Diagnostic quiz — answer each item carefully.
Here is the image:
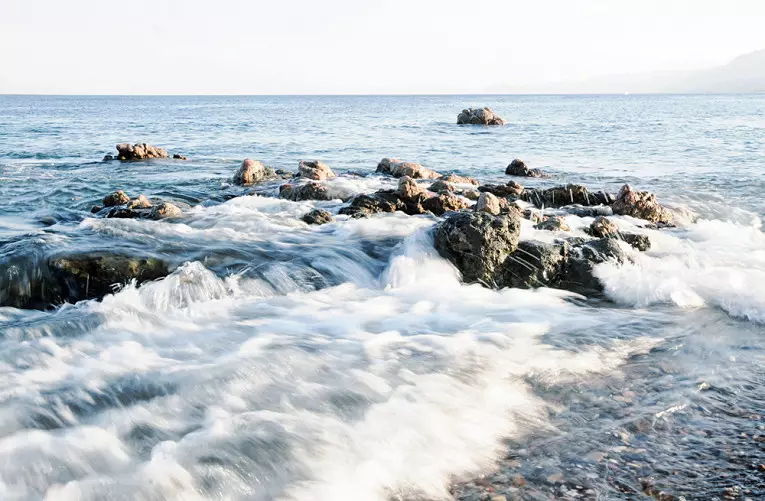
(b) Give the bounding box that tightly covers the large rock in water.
[478,180,524,198]
[376,158,440,179]
[522,184,613,208]
[505,159,546,178]
[457,107,506,125]
[422,193,468,216]
[115,143,169,160]
[433,211,521,286]
[302,209,334,225]
[234,159,269,186]
[279,182,333,201]
[298,160,335,181]
[611,184,674,224]
[339,192,406,218]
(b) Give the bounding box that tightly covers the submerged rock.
[505,159,546,177]
[433,211,521,286]
[478,180,525,198]
[172,153,187,160]
[102,154,114,162]
[115,143,169,160]
[560,238,627,294]
[422,193,468,216]
[621,233,651,251]
[475,192,501,215]
[376,158,440,179]
[522,184,613,208]
[127,195,152,210]
[234,159,269,186]
[302,209,334,225]
[149,202,183,220]
[534,216,571,232]
[103,190,130,207]
[279,182,333,202]
[457,107,506,125]
[298,160,335,181]
[612,184,674,224]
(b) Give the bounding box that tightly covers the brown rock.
[612,184,674,224]
[149,202,182,220]
[475,192,501,215]
[115,143,169,160]
[457,107,506,125]
[103,190,130,207]
[439,174,479,186]
[396,176,423,200]
[298,160,335,181]
[234,159,268,186]
[589,216,619,237]
[534,216,571,232]
[428,180,456,194]
[279,182,333,201]
[127,195,152,210]
[422,193,468,216]
[505,158,546,177]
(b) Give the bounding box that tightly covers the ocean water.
[0,94,763,501]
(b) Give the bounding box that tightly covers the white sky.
[1,0,764,94]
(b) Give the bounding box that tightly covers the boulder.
[102,154,114,162]
[433,211,521,286]
[127,195,152,210]
[105,208,145,219]
[478,180,524,198]
[103,190,130,207]
[115,143,169,160]
[234,159,268,186]
[505,159,546,178]
[339,192,406,218]
[376,158,440,179]
[534,216,571,232]
[588,216,619,238]
[461,190,481,201]
[564,204,613,217]
[396,176,423,200]
[298,160,335,181]
[422,193,468,216]
[439,174,479,186]
[279,182,333,202]
[457,107,506,125]
[621,233,651,252]
[149,202,183,220]
[302,209,334,225]
[559,238,627,295]
[522,184,613,209]
[173,154,187,160]
[503,240,569,289]
[428,180,456,194]
[611,184,673,224]
[474,192,501,215]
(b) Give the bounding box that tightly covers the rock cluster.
[457,107,506,125]
[522,184,614,208]
[92,190,182,220]
[340,176,467,218]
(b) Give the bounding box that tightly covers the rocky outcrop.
[149,202,183,220]
[457,107,506,125]
[611,184,673,224]
[279,182,333,202]
[478,180,524,198]
[103,190,130,207]
[298,160,335,181]
[505,159,546,178]
[376,158,440,179]
[302,209,334,225]
[115,143,169,160]
[474,192,501,215]
[439,174,479,186]
[234,159,269,186]
[421,193,468,216]
[522,184,613,209]
[433,211,521,286]
[534,216,571,232]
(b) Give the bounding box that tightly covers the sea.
[0,94,763,501]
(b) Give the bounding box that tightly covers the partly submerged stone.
[103,190,130,207]
[396,176,424,200]
[302,209,334,225]
[503,240,569,289]
[298,160,335,181]
[149,202,183,220]
[115,143,169,160]
[534,216,572,232]
[339,192,406,218]
[611,184,673,224]
[127,194,152,210]
[428,180,456,194]
[279,182,333,201]
[421,193,468,216]
[457,107,506,125]
[478,180,524,198]
[234,159,268,186]
[439,174,479,186]
[474,192,501,215]
[376,158,440,179]
[505,159,546,177]
[433,211,521,286]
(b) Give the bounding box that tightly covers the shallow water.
[0,95,763,501]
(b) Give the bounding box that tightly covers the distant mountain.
[490,49,765,94]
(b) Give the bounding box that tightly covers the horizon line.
[1,91,764,98]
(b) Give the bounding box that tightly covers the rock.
[279,182,333,201]
[428,180,456,194]
[234,159,268,186]
[565,204,613,217]
[588,216,619,238]
[102,154,114,162]
[534,216,571,232]
[439,174,479,186]
[339,192,406,218]
[457,107,506,125]
[103,190,130,207]
[115,143,169,160]
[461,190,481,201]
[376,158,440,179]
[422,193,468,216]
[475,192,501,215]
[612,184,674,224]
[127,195,152,210]
[433,211,521,286]
[50,252,170,303]
[560,238,627,294]
[298,160,335,181]
[172,153,187,160]
[91,205,103,214]
[478,180,525,198]
[105,208,144,219]
[505,159,546,177]
[523,208,546,224]
[396,176,423,200]
[149,202,183,220]
[621,233,651,251]
[503,240,568,289]
[302,209,334,225]
[522,184,613,208]
[274,168,294,179]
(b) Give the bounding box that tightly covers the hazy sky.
[1,0,764,94]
